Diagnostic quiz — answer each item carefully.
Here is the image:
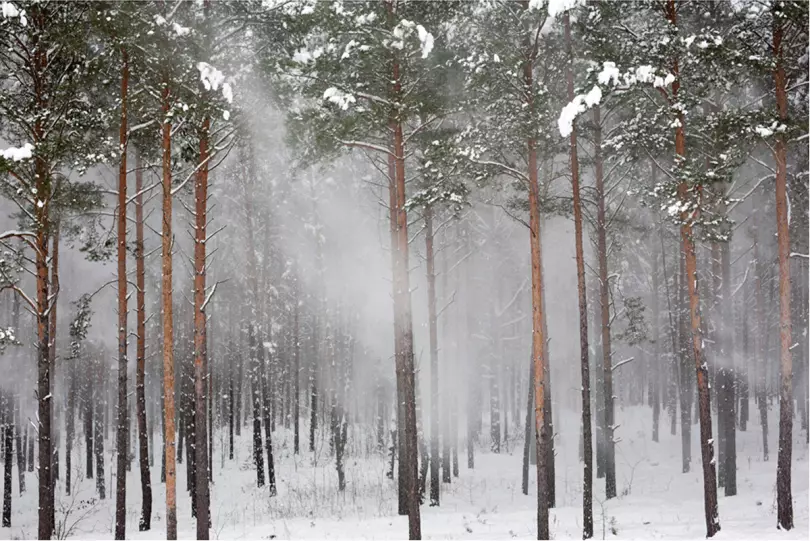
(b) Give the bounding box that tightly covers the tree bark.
[772,5,793,529]
[424,205,440,507]
[134,150,152,531]
[95,358,106,501]
[666,2,719,535]
[239,141,267,489]
[565,12,592,537]
[293,270,301,455]
[161,69,178,541]
[2,396,11,527]
[752,212,769,461]
[392,116,421,540]
[194,114,211,538]
[521,9,550,535]
[114,47,129,541]
[593,103,616,500]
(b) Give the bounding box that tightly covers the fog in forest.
[0,1,807,540]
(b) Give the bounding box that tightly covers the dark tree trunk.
[66,355,76,495]
[134,151,152,531]
[3,396,12,528]
[753,217,769,461]
[424,205,440,507]
[114,47,129,541]
[193,112,211,538]
[565,12,592,534]
[678,250,692,473]
[15,396,24,494]
[293,272,301,455]
[95,360,106,500]
[594,103,616,501]
[522,353,533,496]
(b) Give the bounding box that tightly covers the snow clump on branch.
[197,62,234,104]
[1,143,33,162]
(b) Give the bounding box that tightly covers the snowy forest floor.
[0,405,807,540]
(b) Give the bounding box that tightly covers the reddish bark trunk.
[772,5,793,530]
[564,12,592,537]
[114,47,129,541]
[667,1,719,535]
[161,71,178,541]
[522,12,549,534]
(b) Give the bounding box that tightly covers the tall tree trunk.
[134,150,152,531]
[720,232,736,496]
[424,205,440,507]
[35,115,54,541]
[565,12,592,536]
[15,396,25,494]
[678,247,692,473]
[2,396,11,527]
[95,358,106,501]
[522,352,533,496]
[772,5,793,529]
[114,48,129,541]
[666,2,719,535]
[440,244,451,484]
[241,143,266,488]
[651,247,661,444]
[259,342,277,495]
[593,103,616,500]
[49,219,60,499]
[85,350,94,480]
[392,115,421,540]
[522,11,549,535]
[194,114,212,538]
[384,7,421,531]
[293,270,301,455]
[752,212,769,461]
[161,69,178,541]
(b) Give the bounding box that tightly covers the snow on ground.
[0,404,806,540]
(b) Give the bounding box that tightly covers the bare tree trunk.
[2,395,11,527]
[134,151,152,531]
[522,353,533,496]
[114,47,129,541]
[565,12,592,536]
[772,6,793,529]
[424,206,440,507]
[593,103,616,501]
[161,68,178,541]
[720,233,736,496]
[522,14,549,535]
[752,212,769,461]
[651,247,661,444]
[240,142,266,489]
[15,396,25,494]
[194,114,211,539]
[666,2,719,535]
[392,115,420,540]
[85,350,94,480]
[35,116,54,541]
[95,358,106,501]
[293,270,301,455]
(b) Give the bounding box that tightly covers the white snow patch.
[323,87,356,110]
[1,142,33,162]
[597,61,621,87]
[416,25,434,58]
[547,0,585,17]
